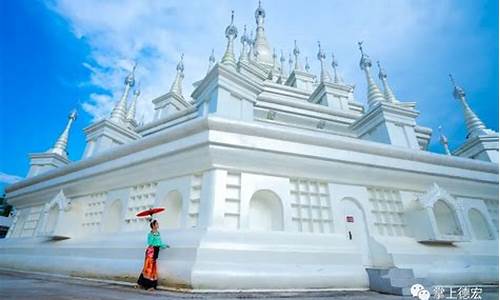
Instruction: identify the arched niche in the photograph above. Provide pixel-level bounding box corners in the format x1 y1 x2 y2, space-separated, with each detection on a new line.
103 199 123 233
37 190 71 237
433 199 462 236
248 190 283 231
468 208 494 240
159 190 183 229
407 183 470 243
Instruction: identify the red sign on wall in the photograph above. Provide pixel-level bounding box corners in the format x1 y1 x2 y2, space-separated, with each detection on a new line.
346 216 354 223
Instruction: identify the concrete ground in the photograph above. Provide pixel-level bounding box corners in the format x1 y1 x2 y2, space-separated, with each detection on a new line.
0 270 498 300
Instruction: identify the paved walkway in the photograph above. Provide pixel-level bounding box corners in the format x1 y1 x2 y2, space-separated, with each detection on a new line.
0 270 498 300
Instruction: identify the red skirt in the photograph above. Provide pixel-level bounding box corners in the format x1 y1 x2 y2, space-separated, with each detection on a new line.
137 246 159 289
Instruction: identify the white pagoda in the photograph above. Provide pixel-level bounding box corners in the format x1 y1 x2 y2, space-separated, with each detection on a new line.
1 2 498 295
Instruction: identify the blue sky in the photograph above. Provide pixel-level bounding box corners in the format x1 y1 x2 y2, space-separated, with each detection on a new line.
0 0 498 193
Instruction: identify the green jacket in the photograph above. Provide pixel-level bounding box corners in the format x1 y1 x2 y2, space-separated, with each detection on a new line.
147 231 169 249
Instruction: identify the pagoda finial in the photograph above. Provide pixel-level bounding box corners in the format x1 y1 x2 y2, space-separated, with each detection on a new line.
177 53 184 72
438 125 451 155
331 53 343 84
449 74 493 138
255 0 265 28
377 61 398 103
449 73 466 99
253 1 273 65
126 82 140 125
221 10 238 69
239 25 248 64
357 41 385 108
208 49 216 74
358 41 370 70
288 52 293 73
317 41 331 83
49 109 78 158
110 63 136 124
358 41 365 56
268 48 280 81
293 40 302 71
305 56 311 73
125 62 137 86
247 30 254 61
170 54 185 96
272 48 280 72
279 49 287 83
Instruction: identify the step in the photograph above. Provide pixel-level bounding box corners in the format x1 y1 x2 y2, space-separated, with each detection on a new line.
415 277 434 288
385 267 414 279
366 267 418 296
389 277 420 288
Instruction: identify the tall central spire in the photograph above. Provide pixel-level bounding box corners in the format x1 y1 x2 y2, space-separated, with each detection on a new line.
358 42 385 108
253 1 273 65
449 74 493 139
110 63 136 125
49 109 78 158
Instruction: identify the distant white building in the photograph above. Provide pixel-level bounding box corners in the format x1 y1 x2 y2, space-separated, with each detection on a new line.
1 2 498 295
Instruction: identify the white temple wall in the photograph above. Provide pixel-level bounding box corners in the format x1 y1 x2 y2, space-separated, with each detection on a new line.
385 122 419 149
239 172 291 231
2 119 498 289
208 87 254 122
2 164 498 289
476 148 499 163
155 176 191 229
359 122 391 145
187 167 497 288
456 196 498 240
188 171 371 289
83 135 116 158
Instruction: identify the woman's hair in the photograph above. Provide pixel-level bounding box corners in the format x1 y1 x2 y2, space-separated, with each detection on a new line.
150 219 158 229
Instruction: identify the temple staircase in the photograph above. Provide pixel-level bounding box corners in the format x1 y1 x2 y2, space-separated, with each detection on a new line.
365 267 433 295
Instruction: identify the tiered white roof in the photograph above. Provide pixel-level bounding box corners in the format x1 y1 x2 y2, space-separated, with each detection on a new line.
36 1 498 167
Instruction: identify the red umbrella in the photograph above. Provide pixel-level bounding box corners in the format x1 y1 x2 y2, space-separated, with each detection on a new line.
136 207 165 218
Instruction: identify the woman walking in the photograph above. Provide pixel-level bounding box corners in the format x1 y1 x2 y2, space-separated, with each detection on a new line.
136 219 169 290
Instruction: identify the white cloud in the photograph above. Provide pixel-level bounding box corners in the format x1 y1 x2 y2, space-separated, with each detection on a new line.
0 172 23 185
48 0 234 122
47 0 496 151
